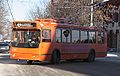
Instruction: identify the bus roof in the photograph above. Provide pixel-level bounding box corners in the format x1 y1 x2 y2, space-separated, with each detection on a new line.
12 19 105 31
35 18 104 31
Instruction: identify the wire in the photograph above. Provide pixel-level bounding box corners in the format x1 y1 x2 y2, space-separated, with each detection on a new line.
6 0 15 21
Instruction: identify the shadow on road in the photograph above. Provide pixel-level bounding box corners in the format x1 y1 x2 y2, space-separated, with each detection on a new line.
0 53 27 65
0 53 120 76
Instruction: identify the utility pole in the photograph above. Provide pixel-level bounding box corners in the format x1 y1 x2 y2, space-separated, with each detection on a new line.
90 0 94 26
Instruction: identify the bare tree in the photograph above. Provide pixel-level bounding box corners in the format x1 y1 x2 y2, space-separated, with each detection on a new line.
0 0 11 40
0 0 6 35
28 0 116 27
50 0 93 26
94 1 118 26
28 0 101 26
28 0 50 20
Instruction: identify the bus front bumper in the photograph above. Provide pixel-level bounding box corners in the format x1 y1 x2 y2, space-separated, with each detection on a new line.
10 53 49 61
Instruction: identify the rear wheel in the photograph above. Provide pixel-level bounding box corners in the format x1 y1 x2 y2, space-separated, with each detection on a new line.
51 51 60 64
27 60 33 64
66 59 75 62
84 50 95 62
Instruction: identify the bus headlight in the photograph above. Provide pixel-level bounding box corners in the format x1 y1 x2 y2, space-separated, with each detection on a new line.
12 54 15 57
32 55 39 58
12 48 16 52
33 56 36 58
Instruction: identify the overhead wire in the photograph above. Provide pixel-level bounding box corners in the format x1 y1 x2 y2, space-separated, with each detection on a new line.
6 0 15 22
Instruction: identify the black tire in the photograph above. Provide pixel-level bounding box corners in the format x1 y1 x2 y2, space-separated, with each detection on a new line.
51 51 60 64
84 50 95 62
66 59 75 62
27 60 33 64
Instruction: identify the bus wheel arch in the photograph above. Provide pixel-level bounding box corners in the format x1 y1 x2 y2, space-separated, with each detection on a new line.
84 49 96 62
51 49 61 64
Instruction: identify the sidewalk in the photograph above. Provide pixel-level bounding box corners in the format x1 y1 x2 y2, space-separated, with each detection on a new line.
97 52 120 63
107 52 120 58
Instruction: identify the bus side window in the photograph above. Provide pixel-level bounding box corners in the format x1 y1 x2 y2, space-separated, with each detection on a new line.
62 29 71 43
89 31 96 43
98 32 104 44
56 29 61 43
81 31 88 43
72 30 79 43
42 30 51 42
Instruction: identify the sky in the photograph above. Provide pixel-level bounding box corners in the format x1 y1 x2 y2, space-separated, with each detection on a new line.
8 0 50 21
1 0 50 39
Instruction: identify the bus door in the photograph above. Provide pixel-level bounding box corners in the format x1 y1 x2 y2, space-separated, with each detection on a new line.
41 29 52 55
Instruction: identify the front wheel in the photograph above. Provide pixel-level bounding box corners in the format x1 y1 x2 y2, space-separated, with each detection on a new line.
51 51 60 64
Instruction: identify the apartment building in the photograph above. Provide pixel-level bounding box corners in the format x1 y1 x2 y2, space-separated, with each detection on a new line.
104 0 120 51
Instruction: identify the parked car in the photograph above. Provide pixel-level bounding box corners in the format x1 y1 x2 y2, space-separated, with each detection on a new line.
0 42 10 53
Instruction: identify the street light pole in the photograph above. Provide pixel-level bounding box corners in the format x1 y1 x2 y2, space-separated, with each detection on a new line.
90 0 109 26
90 0 94 26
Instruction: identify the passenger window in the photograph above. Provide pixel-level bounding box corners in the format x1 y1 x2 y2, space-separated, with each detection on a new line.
42 30 51 42
72 30 80 43
89 31 96 43
98 32 104 44
62 29 71 43
56 29 61 43
81 31 88 43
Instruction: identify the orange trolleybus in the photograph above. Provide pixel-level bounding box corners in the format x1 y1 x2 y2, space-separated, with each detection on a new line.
10 19 107 64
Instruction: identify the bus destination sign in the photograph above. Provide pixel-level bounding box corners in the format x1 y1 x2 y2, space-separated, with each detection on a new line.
14 23 36 27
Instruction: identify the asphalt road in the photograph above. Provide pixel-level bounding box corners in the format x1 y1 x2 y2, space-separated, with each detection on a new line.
0 53 120 76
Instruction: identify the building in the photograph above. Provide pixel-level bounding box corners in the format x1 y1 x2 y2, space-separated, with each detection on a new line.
103 0 120 51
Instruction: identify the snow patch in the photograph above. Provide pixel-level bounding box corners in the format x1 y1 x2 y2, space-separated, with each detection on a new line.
107 54 119 57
